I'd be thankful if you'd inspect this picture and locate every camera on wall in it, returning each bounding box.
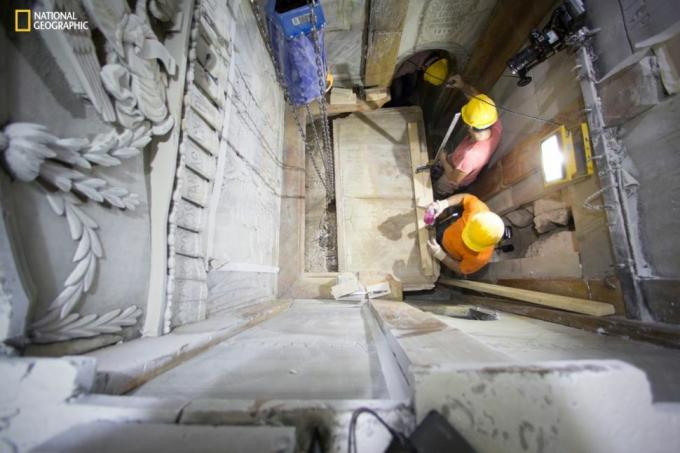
[507,0,590,87]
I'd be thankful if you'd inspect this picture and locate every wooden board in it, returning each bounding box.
[407,122,435,277]
[334,107,439,290]
[440,278,616,317]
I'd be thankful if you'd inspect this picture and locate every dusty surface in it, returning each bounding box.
[131,300,389,400]
[304,119,338,272]
[333,107,436,289]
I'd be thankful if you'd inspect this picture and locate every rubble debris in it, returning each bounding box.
[505,207,534,228]
[533,196,570,233]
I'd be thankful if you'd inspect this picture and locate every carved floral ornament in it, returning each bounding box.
[0,0,181,343]
[0,123,148,343]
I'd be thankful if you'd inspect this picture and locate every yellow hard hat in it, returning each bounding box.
[423,58,449,86]
[461,94,498,129]
[462,211,505,252]
[325,72,334,93]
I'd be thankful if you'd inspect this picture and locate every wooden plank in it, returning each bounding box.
[333,121,347,271]
[307,94,391,117]
[497,278,625,315]
[439,278,616,317]
[408,122,434,277]
[363,0,409,87]
[462,0,555,93]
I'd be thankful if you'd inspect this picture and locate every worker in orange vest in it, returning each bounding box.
[434,75,503,198]
[426,193,505,275]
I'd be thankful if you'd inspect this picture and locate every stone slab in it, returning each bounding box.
[32,422,296,453]
[132,300,388,400]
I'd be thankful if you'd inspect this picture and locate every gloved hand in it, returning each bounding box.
[427,199,449,219]
[427,238,447,261]
[446,74,464,89]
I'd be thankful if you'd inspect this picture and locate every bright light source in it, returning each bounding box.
[541,134,565,183]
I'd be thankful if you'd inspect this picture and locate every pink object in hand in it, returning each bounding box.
[424,207,436,225]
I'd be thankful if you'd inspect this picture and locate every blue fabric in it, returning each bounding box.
[267,1,327,106]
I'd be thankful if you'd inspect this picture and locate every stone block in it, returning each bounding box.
[534,196,567,215]
[414,360,680,453]
[534,209,570,233]
[505,207,534,228]
[655,32,680,94]
[525,230,575,258]
[599,52,665,127]
[364,87,390,101]
[32,422,296,453]
[330,87,357,104]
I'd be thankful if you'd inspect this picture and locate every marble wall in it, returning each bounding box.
[203,0,285,316]
[0,1,166,349]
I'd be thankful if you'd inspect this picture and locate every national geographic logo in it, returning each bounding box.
[14,9,89,32]
[14,9,31,32]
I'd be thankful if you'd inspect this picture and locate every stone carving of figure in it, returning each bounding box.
[86,0,177,134]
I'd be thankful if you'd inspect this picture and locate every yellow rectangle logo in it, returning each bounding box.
[15,9,32,32]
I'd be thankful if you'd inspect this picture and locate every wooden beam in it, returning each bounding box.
[408,122,435,277]
[363,0,409,87]
[497,278,625,314]
[433,293,680,350]
[307,93,391,118]
[432,0,555,141]
[462,0,556,92]
[439,278,616,316]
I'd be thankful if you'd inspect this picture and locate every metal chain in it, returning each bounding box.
[248,0,331,196]
[304,103,331,181]
[306,0,335,199]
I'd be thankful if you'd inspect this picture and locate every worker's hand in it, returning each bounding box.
[427,238,447,261]
[446,74,464,89]
[427,199,449,219]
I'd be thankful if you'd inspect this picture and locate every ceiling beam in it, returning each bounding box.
[463,0,557,92]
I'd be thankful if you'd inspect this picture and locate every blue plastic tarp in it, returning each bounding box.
[266,1,328,106]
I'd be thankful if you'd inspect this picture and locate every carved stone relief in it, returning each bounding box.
[83,0,177,133]
[191,63,226,108]
[179,169,211,207]
[184,139,216,180]
[165,0,235,332]
[170,198,205,232]
[1,0,182,344]
[184,110,220,155]
[38,0,116,122]
[170,225,203,258]
[150,0,180,23]
[187,86,222,130]
[0,123,149,343]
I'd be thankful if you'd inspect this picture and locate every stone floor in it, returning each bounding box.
[132,300,391,400]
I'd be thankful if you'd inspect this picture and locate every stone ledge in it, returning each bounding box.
[87,300,290,394]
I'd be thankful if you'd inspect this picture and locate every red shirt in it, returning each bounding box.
[447,120,503,187]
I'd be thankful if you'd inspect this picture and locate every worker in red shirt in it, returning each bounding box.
[426,193,505,275]
[434,75,503,198]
